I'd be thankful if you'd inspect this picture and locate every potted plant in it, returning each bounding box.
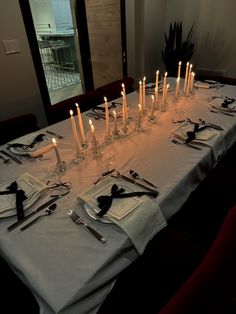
[162,22,194,77]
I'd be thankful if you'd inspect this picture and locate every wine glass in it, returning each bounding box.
[98,151,116,174]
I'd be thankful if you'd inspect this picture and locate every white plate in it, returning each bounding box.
[78,198,111,224]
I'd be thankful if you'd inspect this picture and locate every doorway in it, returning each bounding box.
[29,0,84,105]
[19,0,127,121]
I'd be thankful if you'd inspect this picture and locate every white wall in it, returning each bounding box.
[0,0,47,127]
[126,0,167,83]
[127,0,236,81]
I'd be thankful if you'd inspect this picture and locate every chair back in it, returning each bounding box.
[0,113,39,145]
[158,204,236,314]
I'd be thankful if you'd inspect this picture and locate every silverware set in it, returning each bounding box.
[21,203,57,231]
[208,108,235,117]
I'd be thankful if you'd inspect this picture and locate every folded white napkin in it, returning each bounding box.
[0,173,47,218]
[8,132,54,157]
[78,176,167,254]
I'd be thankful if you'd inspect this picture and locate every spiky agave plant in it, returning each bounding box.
[162,22,194,77]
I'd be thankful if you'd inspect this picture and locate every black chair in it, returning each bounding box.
[0,113,39,145]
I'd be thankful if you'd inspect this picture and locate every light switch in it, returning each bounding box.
[3,39,20,54]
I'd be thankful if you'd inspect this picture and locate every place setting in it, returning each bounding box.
[6,131,56,159]
[208,95,236,116]
[0,172,48,220]
[170,117,223,151]
[73,169,165,254]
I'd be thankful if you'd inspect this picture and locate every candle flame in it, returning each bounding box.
[52,138,56,145]
[89,119,92,125]
[187,62,189,66]
[151,95,154,100]
[138,104,141,110]
[121,83,124,88]
[143,76,146,81]
[104,96,107,102]
[165,72,168,77]
[167,84,170,89]
[113,110,116,115]
[179,61,182,66]
[75,102,78,107]
[156,70,159,75]
[70,110,73,116]
[139,80,142,85]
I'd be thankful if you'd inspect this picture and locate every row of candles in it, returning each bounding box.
[52,61,196,163]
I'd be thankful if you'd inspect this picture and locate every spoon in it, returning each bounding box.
[20,203,57,231]
[129,170,158,188]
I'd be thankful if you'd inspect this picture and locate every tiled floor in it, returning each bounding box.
[44,66,81,92]
[43,66,83,105]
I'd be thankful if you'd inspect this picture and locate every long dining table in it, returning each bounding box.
[1,79,236,313]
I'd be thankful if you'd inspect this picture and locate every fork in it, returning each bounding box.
[67,210,106,243]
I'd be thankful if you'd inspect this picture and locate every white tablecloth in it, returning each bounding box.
[1,81,236,313]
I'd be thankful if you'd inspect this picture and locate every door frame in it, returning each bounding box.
[19,0,127,122]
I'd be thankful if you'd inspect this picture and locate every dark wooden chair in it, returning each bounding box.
[47,77,135,125]
[47,89,101,125]
[0,113,39,145]
[158,204,236,314]
[195,74,236,85]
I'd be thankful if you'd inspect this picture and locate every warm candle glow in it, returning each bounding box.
[155,70,159,102]
[137,103,142,129]
[75,103,86,145]
[104,96,110,138]
[151,95,155,117]
[70,109,81,156]
[178,61,182,78]
[162,72,168,110]
[175,77,180,99]
[121,91,127,133]
[184,62,189,94]
[113,110,118,135]
[142,76,146,112]
[139,80,143,110]
[186,64,193,97]
[52,138,62,164]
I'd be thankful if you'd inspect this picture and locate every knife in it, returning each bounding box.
[7,196,60,231]
[118,174,159,195]
[0,150,22,164]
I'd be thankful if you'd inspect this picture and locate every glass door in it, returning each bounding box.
[28,0,84,105]
[19,0,127,123]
